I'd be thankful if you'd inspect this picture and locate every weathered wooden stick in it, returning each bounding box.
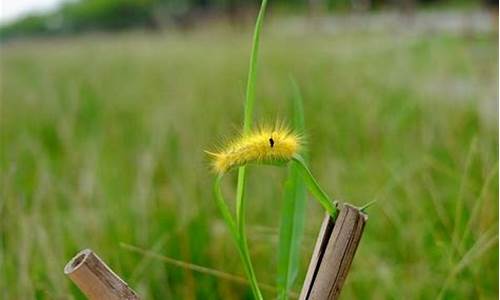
[64,249,140,300]
[299,204,367,300]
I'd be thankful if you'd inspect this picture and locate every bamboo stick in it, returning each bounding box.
[64,249,140,300]
[300,204,367,300]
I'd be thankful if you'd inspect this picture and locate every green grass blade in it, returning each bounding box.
[292,154,337,218]
[214,175,262,299]
[236,0,268,222]
[234,1,268,299]
[359,199,377,212]
[277,78,307,299]
[242,0,268,133]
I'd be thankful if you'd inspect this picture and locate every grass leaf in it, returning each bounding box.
[292,154,337,218]
[234,1,268,299]
[214,175,237,238]
[214,174,262,299]
[242,0,268,133]
[277,78,307,299]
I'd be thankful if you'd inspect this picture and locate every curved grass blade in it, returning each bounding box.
[292,154,337,218]
[214,174,237,238]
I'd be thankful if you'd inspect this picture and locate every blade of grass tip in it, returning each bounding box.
[242,0,268,134]
[234,1,268,299]
[277,78,307,300]
[237,0,269,222]
[236,0,268,226]
[292,154,337,218]
[359,199,377,213]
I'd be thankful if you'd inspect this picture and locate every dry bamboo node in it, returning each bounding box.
[300,204,368,300]
[64,249,140,300]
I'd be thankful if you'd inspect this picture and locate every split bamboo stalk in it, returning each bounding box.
[64,249,140,300]
[299,204,367,300]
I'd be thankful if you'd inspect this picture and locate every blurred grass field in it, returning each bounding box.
[1,16,498,299]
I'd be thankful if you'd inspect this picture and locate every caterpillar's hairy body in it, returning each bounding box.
[207,126,301,174]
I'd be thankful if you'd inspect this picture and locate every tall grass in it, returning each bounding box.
[212,2,338,297]
[213,1,268,298]
[0,18,497,299]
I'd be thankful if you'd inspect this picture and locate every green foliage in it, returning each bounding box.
[0,0,157,40]
[0,0,483,40]
[60,0,156,31]
[0,14,52,39]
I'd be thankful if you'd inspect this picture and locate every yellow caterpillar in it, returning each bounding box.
[206,125,302,174]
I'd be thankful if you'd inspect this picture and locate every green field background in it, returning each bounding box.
[1,18,498,299]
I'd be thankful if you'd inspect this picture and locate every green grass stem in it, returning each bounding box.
[234,0,268,299]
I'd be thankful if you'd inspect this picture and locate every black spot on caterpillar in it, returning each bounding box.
[269,138,275,148]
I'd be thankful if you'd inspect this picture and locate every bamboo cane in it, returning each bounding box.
[300,204,367,300]
[64,249,140,300]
